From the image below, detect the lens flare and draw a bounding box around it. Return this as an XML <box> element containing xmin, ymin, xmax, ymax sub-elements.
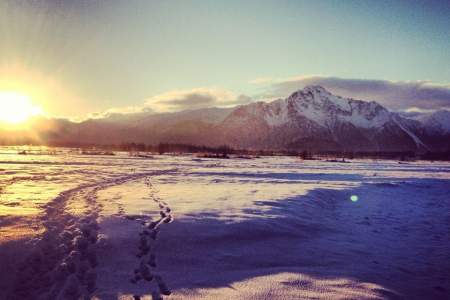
<box><xmin>350</xmin><ymin>195</ymin><xmax>359</xmax><ymax>202</ymax></box>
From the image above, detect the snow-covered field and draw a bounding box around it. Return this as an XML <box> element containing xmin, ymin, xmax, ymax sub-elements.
<box><xmin>0</xmin><ymin>147</ymin><xmax>449</xmax><ymax>299</ymax></box>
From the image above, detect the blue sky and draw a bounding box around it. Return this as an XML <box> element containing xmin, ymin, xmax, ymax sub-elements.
<box><xmin>1</xmin><ymin>0</ymin><xmax>449</xmax><ymax>117</ymax></box>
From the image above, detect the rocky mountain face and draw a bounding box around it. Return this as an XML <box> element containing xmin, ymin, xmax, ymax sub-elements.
<box><xmin>217</xmin><ymin>86</ymin><xmax>438</xmax><ymax>152</ymax></box>
<box><xmin>3</xmin><ymin>86</ymin><xmax>450</xmax><ymax>153</ymax></box>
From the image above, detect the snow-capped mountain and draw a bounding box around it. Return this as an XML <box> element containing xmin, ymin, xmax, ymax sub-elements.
<box><xmin>218</xmin><ymin>85</ymin><xmax>434</xmax><ymax>152</ymax></box>
<box><xmin>2</xmin><ymin>86</ymin><xmax>449</xmax><ymax>153</ymax></box>
<box><xmin>414</xmin><ymin>110</ymin><xmax>450</xmax><ymax>134</ymax></box>
<box><xmin>262</xmin><ymin>85</ymin><xmax>391</xmax><ymax>129</ymax></box>
<box><xmin>401</xmin><ymin>110</ymin><xmax>450</xmax><ymax>152</ymax></box>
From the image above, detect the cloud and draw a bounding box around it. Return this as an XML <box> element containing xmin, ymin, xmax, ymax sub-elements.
<box><xmin>75</xmin><ymin>88</ymin><xmax>253</xmax><ymax>121</ymax></box>
<box><xmin>80</xmin><ymin>76</ymin><xmax>450</xmax><ymax>121</ymax></box>
<box><xmin>260</xmin><ymin>75</ymin><xmax>450</xmax><ymax>111</ymax></box>
<box><xmin>145</xmin><ymin>88</ymin><xmax>252</xmax><ymax>112</ymax></box>
<box><xmin>89</xmin><ymin>106</ymin><xmax>153</xmax><ymax>119</ymax></box>
<box><xmin>248</xmin><ymin>77</ymin><xmax>274</xmax><ymax>85</ymax></box>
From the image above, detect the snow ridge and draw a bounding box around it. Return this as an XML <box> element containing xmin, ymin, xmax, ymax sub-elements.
<box><xmin>393</xmin><ymin>116</ymin><xmax>430</xmax><ymax>151</ymax></box>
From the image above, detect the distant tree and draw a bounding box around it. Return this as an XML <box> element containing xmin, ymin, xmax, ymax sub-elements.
<box><xmin>286</xmin><ymin>150</ymin><xmax>298</xmax><ymax>156</ymax></box>
<box><xmin>348</xmin><ymin>152</ymin><xmax>355</xmax><ymax>160</ymax></box>
<box><xmin>136</xmin><ymin>143</ymin><xmax>146</xmax><ymax>152</ymax></box>
<box><xmin>157</xmin><ymin>143</ymin><xmax>167</xmax><ymax>155</ymax></box>
<box><xmin>217</xmin><ymin>145</ymin><xmax>232</xmax><ymax>158</ymax></box>
<box><xmin>299</xmin><ymin>150</ymin><xmax>309</xmax><ymax>160</ymax></box>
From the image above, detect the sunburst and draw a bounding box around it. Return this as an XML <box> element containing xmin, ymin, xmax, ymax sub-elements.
<box><xmin>0</xmin><ymin>91</ymin><xmax>42</xmax><ymax>125</ymax></box>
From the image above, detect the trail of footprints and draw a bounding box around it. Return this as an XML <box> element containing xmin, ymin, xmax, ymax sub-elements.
<box><xmin>129</xmin><ymin>177</ymin><xmax>173</xmax><ymax>300</ymax></box>
<box><xmin>11</xmin><ymin>185</ymin><xmax>103</xmax><ymax>300</ymax></box>
<box><xmin>9</xmin><ymin>172</ymin><xmax>173</xmax><ymax>300</ymax></box>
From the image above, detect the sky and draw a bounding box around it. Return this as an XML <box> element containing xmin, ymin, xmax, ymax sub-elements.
<box><xmin>0</xmin><ymin>0</ymin><xmax>449</xmax><ymax>118</ymax></box>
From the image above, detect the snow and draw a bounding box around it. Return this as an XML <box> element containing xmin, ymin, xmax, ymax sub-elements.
<box><xmin>262</xmin><ymin>86</ymin><xmax>391</xmax><ymax>129</ymax></box>
<box><xmin>415</xmin><ymin>110</ymin><xmax>450</xmax><ymax>133</ymax></box>
<box><xmin>393</xmin><ymin>116</ymin><xmax>430</xmax><ymax>151</ymax></box>
<box><xmin>263</xmin><ymin>99</ymin><xmax>288</xmax><ymax>127</ymax></box>
<box><xmin>0</xmin><ymin>147</ymin><xmax>449</xmax><ymax>299</ymax></box>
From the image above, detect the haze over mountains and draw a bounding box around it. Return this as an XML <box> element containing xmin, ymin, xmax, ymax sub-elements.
<box><xmin>2</xmin><ymin>86</ymin><xmax>450</xmax><ymax>153</ymax></box>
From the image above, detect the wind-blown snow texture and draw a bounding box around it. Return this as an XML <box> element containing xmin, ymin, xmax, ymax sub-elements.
<box><xmin>0</xmin><ymin>147</ymin><xmax>449</xmax><ymax>299</ymax></box>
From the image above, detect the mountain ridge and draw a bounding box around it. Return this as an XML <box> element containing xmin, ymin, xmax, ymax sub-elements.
<box><xmin>1</xmin><ymin>86</ymin><xmax>449</xmax><ymax>152</ymax></box>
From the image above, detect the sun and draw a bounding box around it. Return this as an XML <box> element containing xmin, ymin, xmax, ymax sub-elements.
<box><xmin>0</xmin><ymin>91</ymin><xmax>43</xmax><ymax>125</ymax></box>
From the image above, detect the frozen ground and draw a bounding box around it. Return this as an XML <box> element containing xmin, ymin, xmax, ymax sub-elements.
<box><xmin>0</xmin><ymin>147</ymin><xmax>449</xmax><ymax>299</ymax></box>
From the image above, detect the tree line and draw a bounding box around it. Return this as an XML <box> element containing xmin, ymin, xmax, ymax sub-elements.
<box><xmin>3</xmin><ymin>140</ymin><xmax>450</xmax><ymax>161</ymax></box>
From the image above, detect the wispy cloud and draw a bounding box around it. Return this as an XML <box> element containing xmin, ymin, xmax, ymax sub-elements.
<box><xmin>145</xmin><ymin>88</ymin><xmax>252</xmax><ymax>112</ymax></box>
<box><xmin>257</xmin><ymin>75</ymin><xmax>450</xmax><ymax>111</ymax></box>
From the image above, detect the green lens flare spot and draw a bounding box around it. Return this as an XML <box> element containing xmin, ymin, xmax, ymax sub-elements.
<box><xmin>350</xmin><ymin>195</ymin><xmax>359</xmax><ymax>202</ymax></box>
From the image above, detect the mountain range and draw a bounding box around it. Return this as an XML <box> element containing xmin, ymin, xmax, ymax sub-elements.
<box><xmin>2</xmin><ymin>86</ymin><xmax>450</xmax><ymax>153</ymax></box>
